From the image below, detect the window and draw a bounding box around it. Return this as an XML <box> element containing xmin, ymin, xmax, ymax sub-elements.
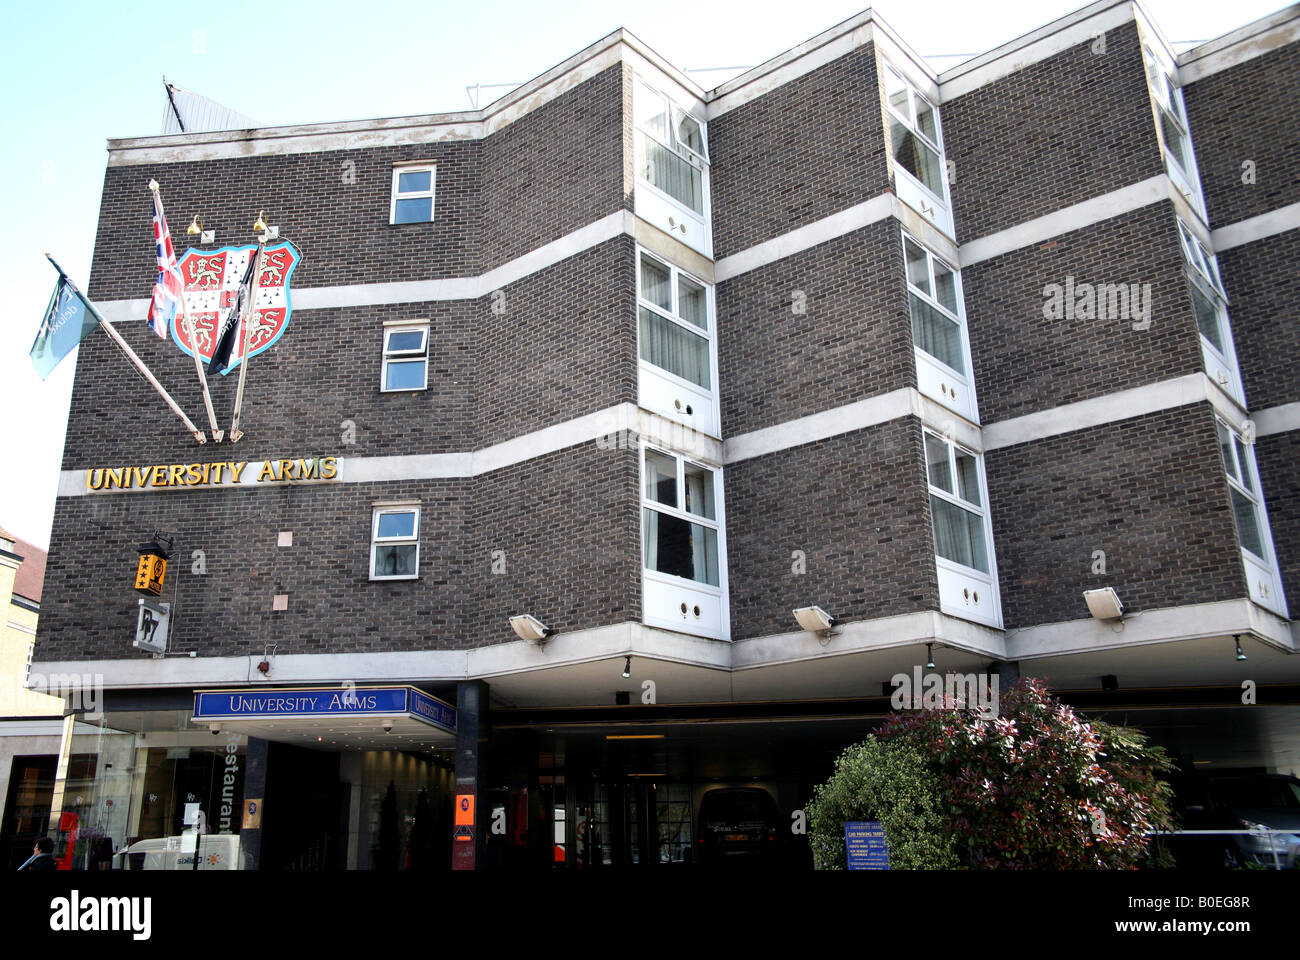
<box><xmin>642</xmin><ymin>447</ymin><xmax>720</xmax><ymax>587</ymax></box>
<box><xmin>925</xmin><ymin>432</ymin><xmax>990</xmax><ymax>575</ymax></box>
<box><xmin>904</xmin><ymin>234</ymin><xmax>966</xmax><ymax>374</ymax></box>
<box><xmin>1217</xmin><ymin>422</ymin><xmax>1266</xmax><ymax>560</ymax></box>
<box><xmin>381</xmin><ymin>322</ymin><xmax>429</xmax><ymax>392</ymax></box>
<box><xmin>390</xmin><ymin>165</ymin><xmax>436</xmax><ymax>224</ymax></box>
<box><xmin>1177</xmin><ymin>219</ymin><xmax>1243</xmax><ymax>403</ymax></box>
<box><xmin>370</xmin><ymin>506</ymin><xmax>419</xmax><ymax>580</ymax></box>
<box><xmin>1143</xmin><ymin>46</ymin><xmax>1205</xmax><ymax>216</ymax></box>
<box><xmin>634</xmin><ymin>81</ymin><xmax>708</xmax><ymax>216</ymax></box>
<box><xmin>884</xmin><ymin>66</ymin><xmax>945</xmax><ymax>200</ymax></box>
<box><xmin>638</xmin><ymin>251</ymin><xmax>713</xmax><ymax>390</ymax></box>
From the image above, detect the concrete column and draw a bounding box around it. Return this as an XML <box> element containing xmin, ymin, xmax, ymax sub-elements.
<box><xmin>453</xmin><ymin>680</ymin><xmax>489</xmax><ymax>870</ymax></box>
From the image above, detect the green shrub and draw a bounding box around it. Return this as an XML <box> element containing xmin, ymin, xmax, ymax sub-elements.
<box><xmin>806</xmin><ymin>736</ymin><xmax>958</xmax><ymax>870</ymax></box>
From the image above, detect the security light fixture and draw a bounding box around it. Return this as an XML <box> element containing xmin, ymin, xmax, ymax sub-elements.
<box><xmin>925</xmin><ymin>643</ymin><xmax>936</xmax><ymax>670</ymax></box>
<box><xmin>1101</xmin><ymin>674</ymin><xmax>1118</xmax><ymax>692</ymax></box>
<box><xmin>621</xmin><ymin>656</ymin><xmax>632</xmax><ymax>679</ymax></box>
<box><xmin>793</xmin><ymin>606</ymin><xmax>839</xmax><ymax>644</ymax></box>
<box><xmin>1083</xmin><ymin>587</ymin><xmax>1124</xmax><ymax>620</ymax></box>
<box><xmin>1234</xmin><ymin>635</ymin><xmax>1247</xmax><ymax>662</ymax></box>
<box><xmin>509</xmin><ymin>614</ymin><xmax>553</xmax><ymax>644</ymax></box>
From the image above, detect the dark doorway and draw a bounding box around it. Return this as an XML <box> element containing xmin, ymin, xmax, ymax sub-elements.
<box><xmin>259</xmin><ymin>743</ymin><xmax>345</xmax><ymax>871</ymax></box>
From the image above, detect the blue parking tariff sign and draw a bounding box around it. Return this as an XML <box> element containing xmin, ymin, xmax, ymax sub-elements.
<box><xmin>844</xmin><ymin>821</ymin><xmax>890</xmax><ymax>870</ymax></box>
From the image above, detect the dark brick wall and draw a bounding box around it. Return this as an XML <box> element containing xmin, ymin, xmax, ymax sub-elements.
<box><xmin>709</xmin><ymin>43</ymin><xmax>890</xmax><ymax>259</ymax></box>
<box><xmin>1184</xmin><ymin>40</ymin><xmax>1300</xmax><ymax>228</ymax></box>
<box><xmin>985</xmin><ymin>403</ymin><xmax>1247</xmax><ymax>628</ymax></box>
<box><xmin>1215</xmin><ymin>227</ymin><xmax>1300</xmax><ymax>411</ymax></box>
<box><xmin>476</xmin><ymin>236</ymin><xmax>636</xmax><ymax>446</ymax></box>
<box><xmin>943</xmin><ymin>21</ymin><xmax>1164</xmax><ymax>241</ymax></box>
<box><xmin>964</xmin><ymin>203</ymin><xmax>1203</xmax><ymax>424</ymax></box>
<box><xmin>481</xmin><ymin>64</ymin><xmax>629</xmax><ymax>264</ymax></box>
<box><xmin>61</xmin><ymin>237</ymin><xmax>635</xmax><ymax>468</ymax></box>
<box><xmin>86</xmin><ymin>65</ymin><xmax>626</xmax><ymax>302</ymax></box>
<box><xmin>38</xmin><ymin>442</ymin><xmax>640</xmax><ymax>661</ymax></box>
<box><xmin>725</xmin><ymin>417</ymin><xmax>938</xmax><ymax>640</ymax></box>
<box><xmin>1254</xmin><ymin>428</ymin><xmax>1300</xmax><ymax>613</ymax></box>
<box><xmin>716</xmin><ymin>220</ymin><xmax>913</xmax><ymax>436</ymax></box>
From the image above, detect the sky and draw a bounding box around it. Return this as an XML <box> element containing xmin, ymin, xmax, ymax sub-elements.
<box><xmin>0</xmin><ymin>0</ymin><xmax>1286</xmax><ymax>548</ymax></box>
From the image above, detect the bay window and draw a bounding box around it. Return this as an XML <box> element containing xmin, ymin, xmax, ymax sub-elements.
<box><xmin>1178</xmin><ymin>219</ymin><xmax>1245</xmax><ymax>405</ymax></box>
<box><xmin>924</xmin><ymin>431</ymin><xmax>1001</xmax><ymax>627</ymax></box>
<box><xmin>883</xmin><ymin>63</ymin><xmax>952</xmax><ymax>236</ymax></box>
<box><xmin>1217</xmin><ymin>420</ymin><xmax>1287</xmax><ymax>617</ymax></box>
<box><xmin>904</xmin><ymin>232</ymin><xmax>976</xmax><ymax>421</ymax></box>
<box><xmin>641</xmin><ymin>446</ymin><xmax>727</xmax><ymax>639</ymax></box>
<box><xmin>636</xmin><ymin>249</ymin><xmax>719</xmax><ymax>436</ymax></box>
<box><xmin>633</xmin><ymin>78</ymin><xmax>711</xmax><ymax>256</ymax></box>
<box><xmin>1144</xmin><ymin>45</ymin><xmax>1206</xmax><ymax>218</ymax></box>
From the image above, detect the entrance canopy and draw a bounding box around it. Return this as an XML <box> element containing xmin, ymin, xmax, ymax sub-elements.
<box><xmin>191</xmin><ymin>685</ymin><xmax>456</xmax><ymax>751</ymax></box>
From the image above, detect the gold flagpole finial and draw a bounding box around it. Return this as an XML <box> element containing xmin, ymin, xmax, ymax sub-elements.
<box><xmin>252</xmin><ymin>210</ymin><xmax>268</xmax><ymax>233</ymax></box>
<box><xmin>186</xmin><ymin>215</ymin><xmax>203</xmax><ymax>236</ymax></box>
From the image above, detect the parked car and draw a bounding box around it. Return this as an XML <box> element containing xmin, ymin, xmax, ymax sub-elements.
<box><xmin>1164</xmin><ymin>772</ymin><xmax>1300</xmax><ymax>869</ymax></box>
<box><xmin>696</xmin><ymin>787</ymin><xmax>785</xmax><ymax>866</ymax></box>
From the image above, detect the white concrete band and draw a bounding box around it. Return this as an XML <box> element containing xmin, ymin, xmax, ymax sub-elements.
<box><xmin>959</xmin><ymin>176</ymin><xmax>1170</xmax><ymax>267</ymax></box>
<box><xmin>1178</xmin><ymin>5</ymin><xmax>1300</xmax><ymax>84</ymax></box>
<box><xmin>1254</xmin><ymin>402</ymin><xmax>1300</xmax><ymax>438</ymax></box>
<box><xmin>57</xmin><ymin>404</ymin><xmax>725</xmax><ymax>497</ymax></box>
<box><xmin>1211</xmin><ymin>202</ymin><xmax>1300</xmax><ymax>253</ymax></box>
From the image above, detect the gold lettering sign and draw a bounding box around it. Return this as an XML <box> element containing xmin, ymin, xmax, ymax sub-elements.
<box><xmin>86</xmin><ymin>456</ymin><xmax>341</xmax><ymax>493</ymax></box>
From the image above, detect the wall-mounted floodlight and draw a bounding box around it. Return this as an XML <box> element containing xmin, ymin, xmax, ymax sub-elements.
<box><xmin>1083</xmin><ymin>587</ymin><xmax>1124</xmax><ymax>620</ymax></box>
<box><xmin>509</xmin><ymin>614</ymin><xmax>553</xmax><ymax>644</ymax></box>
<box><xmin>793</xmin><ymin>606</ymin><xmax>838</xmax><ymax>644</ymax></box>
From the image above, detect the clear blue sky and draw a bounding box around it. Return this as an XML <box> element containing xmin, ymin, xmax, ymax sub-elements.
<box><xmin>0</xmin><ymin>0</ymin><xmax>1284</xmax><ymax>547</ymax></box>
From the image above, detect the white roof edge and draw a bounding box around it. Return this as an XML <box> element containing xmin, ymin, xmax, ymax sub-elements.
<box><xmin>107</xmin><ymin>28</ymin><xmax>655</xmax><ymax>155</ymax></box>
<box><xmin>938</xmin><ymin>0</ymin><xmax>1134</xmax><ymax>84</ymax></box>
<box><xmin>708</xmin><ymin>8</ymin><xmax>893</xmax><ymax>99</ymax></box>
<box><xmin>1178</xmin><ymin>2</ymin><xmax>1300</xmax><ymax>67</ymax></box>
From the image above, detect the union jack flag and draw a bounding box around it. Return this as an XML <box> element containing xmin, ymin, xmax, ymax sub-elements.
<box><xmin>146</xmin><ymin>193</ymin><xmax>184</xmax><ymax>339</ymax></box>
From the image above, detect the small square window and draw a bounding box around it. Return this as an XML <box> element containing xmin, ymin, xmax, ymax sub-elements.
<box><xmin>371</xmin><ymin>506</ymin><xmax>419</xmax><ymax>580</ymax></box>
<box><xmin>382</xmin><ymin>323</ymin><xmax>429</xmax><ymax>392</ymax></box>
<box><xmin>390</xmin><ymin>165</ymin><xmax>436</xmax><ymax>224</ymax></box>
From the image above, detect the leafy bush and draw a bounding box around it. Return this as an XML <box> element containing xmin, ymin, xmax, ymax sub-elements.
<box><xmin>875</xmin><ymin>677</ymin><xmax>1177</xmax><ymax>869</ymax></box>
<box><xmin>806</xmin><ymin>736</ymin><xmax>958</xmax><ymax>870</ymax></box>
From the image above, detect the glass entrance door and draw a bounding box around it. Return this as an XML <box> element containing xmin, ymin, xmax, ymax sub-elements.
<box><xmin>576</xmin><ymin>779</ymin><xmax>692</xmax><ymax>868</ymax></box>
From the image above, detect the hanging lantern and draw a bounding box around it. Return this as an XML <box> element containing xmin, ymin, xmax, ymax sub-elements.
<box><xmin>134</xmin><ymin>536</ymin><xmax>172</xmax><ymax>597</ymax></box>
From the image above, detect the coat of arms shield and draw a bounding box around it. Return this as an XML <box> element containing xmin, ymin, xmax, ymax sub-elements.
<box><xmin>172</xmin><ymin>242</ymin><xmax>299</xmax><ymax>373</ymax></box>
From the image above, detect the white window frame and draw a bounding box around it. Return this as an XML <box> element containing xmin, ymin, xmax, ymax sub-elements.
<box><xmin>924</xmin><ymin>430</ymin><xmax>1002</xmax><ymax>627</ymax></box>
<box><xmin>640</xmin><ymin>445</ymin><xmax>725</xmax><ymax>593</ymax></box>
<box><xmin>883</xmin><ymin>64</ymin><xmax>948</xmax><ymax>206</ymax></box>
<box><xmin>1143</xmin><ymin>45</ymin><xmax>1207</xmax><ymax>221</ymax></box>
<box><xmin>381</xmin><ymin>320</ymin><xmax>429</xmax><ymax>392</ymax></box>
<box><xmin>902</xmin><ymin>230</ymin><xmax>978</xmax><ymax>420</ymax></box>
<box><xmin>1216</xmin><ymin>419</ymin><xmax>1288</xmax><ymax>617</ymax></box>
<box><xmin>369</xmin><ymin>505</ymin><xmax>420</xmax><ymax>581</ymax></box>
<box><xmin>633</xmin><ymin>78</ymin><xmax>711</xmax><ymax>219</ymax></box>
<box><xmin>1177</xmin><ymin>219</ymin><xmax>1245</xmax><ymax>405</ymax></box>
<box><xmin>389</xmin><ymin>164</ymin><xmax>436</xmax><ymax>225</ymax></box>
<box><xmin>635</xmin><ymin>249</ymin><xmax>718</xmax><ymax>394</ymax></box>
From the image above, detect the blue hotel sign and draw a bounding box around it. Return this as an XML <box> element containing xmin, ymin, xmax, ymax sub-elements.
<box><xmin>193</xmin><ymin>686</ymin><xmax>456</xmax><ymax>733</ymax></box>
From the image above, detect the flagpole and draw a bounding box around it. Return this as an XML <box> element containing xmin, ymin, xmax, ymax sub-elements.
<box><xmin>149</xmin><ymin>181</ymin><xmax>223</xmax><ymax>442</ymax></box>
<box><xmin>227</xmin><ymin>223</ymin><xmax>267</xmax><ymax>444</ymax></box>
<box><xmin>45</xmin><ymin>254</ymin><xmax>207</xmax><ymax>445</ymax></box>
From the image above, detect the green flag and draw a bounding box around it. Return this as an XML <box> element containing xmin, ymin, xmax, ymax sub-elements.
<box><xmin>30</xmin><ymin>262</ymin><xmax>101</xmax><ymax>380</ymax></box>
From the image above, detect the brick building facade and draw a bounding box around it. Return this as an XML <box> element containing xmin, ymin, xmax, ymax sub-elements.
<box><xmin>22</xmin><ymin>0</ymin><xmax>1300</xmax><ymax>870</ymax></box>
